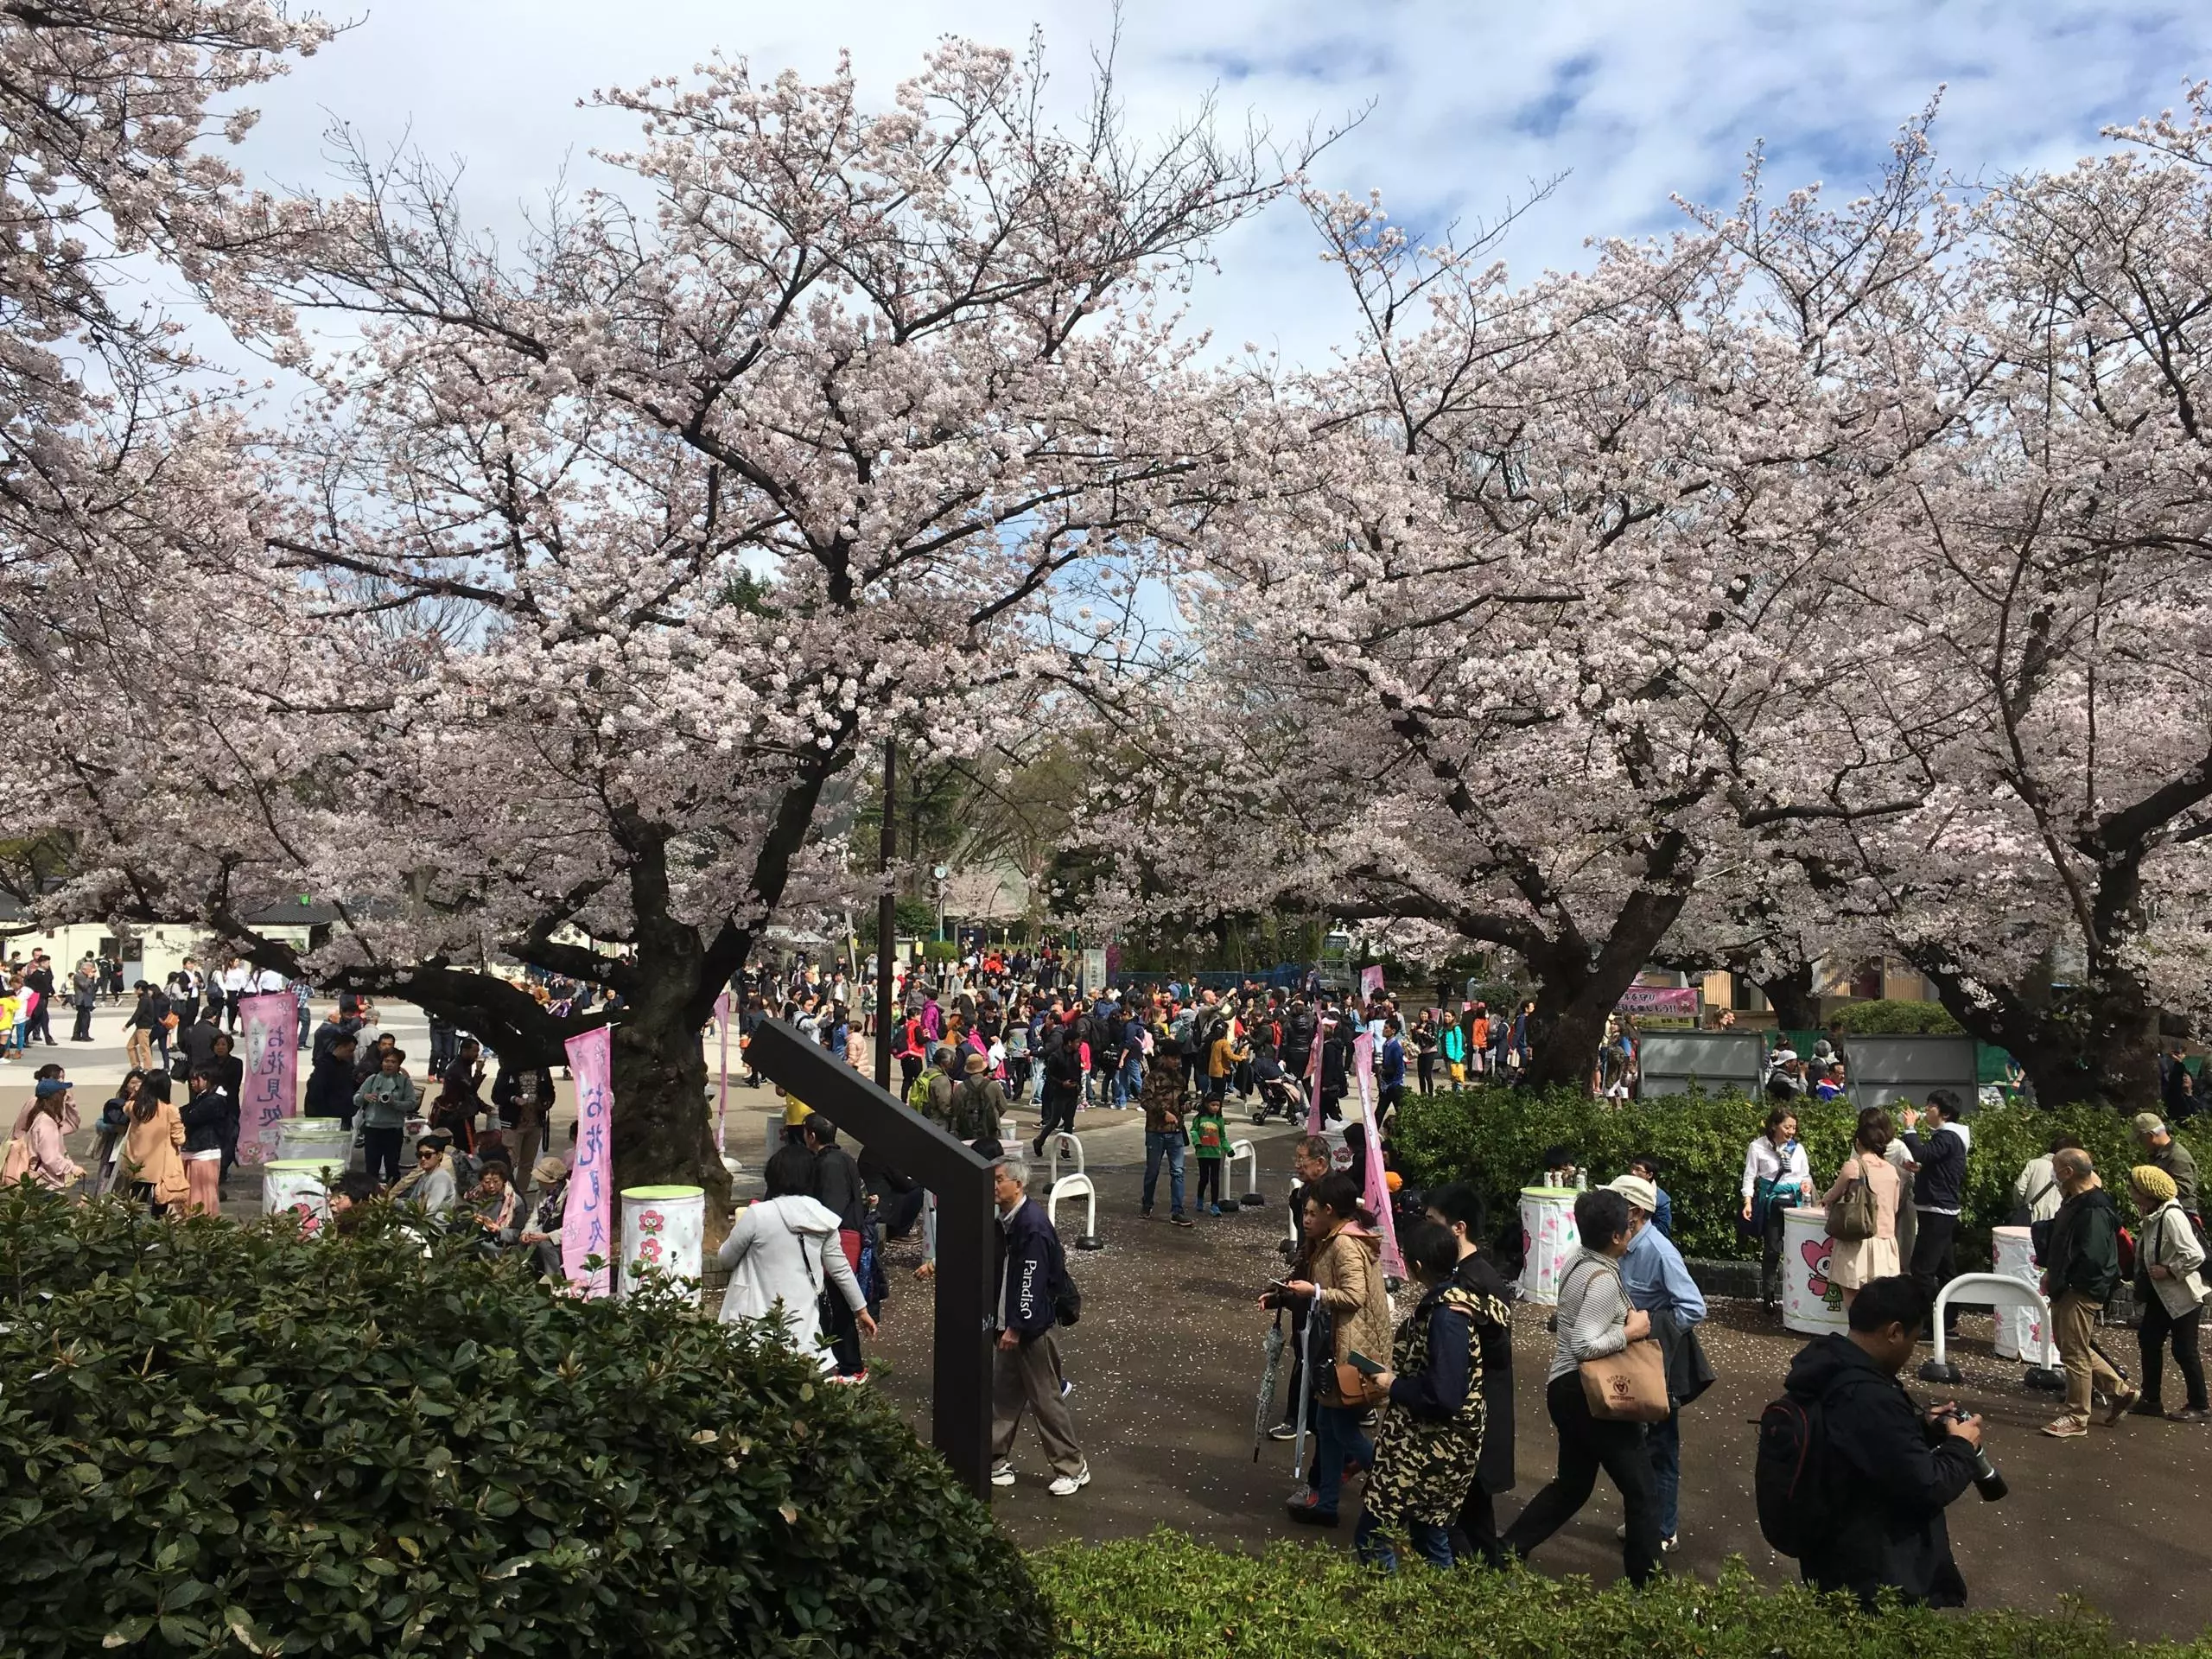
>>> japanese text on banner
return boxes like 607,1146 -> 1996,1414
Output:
563,1026 -> 615,1296
238,993 -> 298,1166
1352,1033 -> 1403,1278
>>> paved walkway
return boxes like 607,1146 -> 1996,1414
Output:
864,1155 -> 2212,1643
28,1018 -> 2209,1637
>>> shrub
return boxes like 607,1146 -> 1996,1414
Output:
1035,1531 -> 2175,1657
0,1188 -> 1052,1658
923,938 -> 960,964
1392,1088 -> 2210,1267
1828,999 -> 1965,1035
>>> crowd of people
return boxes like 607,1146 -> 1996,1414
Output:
9,934 -> 2209,1611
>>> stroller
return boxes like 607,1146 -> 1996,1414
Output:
1251,1062 -> 1306,1125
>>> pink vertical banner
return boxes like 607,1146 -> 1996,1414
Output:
1358,965 -> 1384,1001
238,992 -> 297,1165
1352,1033 -> 1403,1278
1305,1016 -> 1325,1135
563,1026 -> 615,1297
714,990 -> 734,1156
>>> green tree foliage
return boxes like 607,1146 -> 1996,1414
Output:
0,1191 -> 1051,1658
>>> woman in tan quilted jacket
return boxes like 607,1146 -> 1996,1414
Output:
1283,1170 -> 1389,1527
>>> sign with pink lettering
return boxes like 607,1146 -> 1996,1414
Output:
238,992 -> 298,1166
562,1026 -> 615,1297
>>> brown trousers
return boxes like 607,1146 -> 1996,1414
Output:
991,1329 -> 1084,1478
2053,1290 -> 2126,1417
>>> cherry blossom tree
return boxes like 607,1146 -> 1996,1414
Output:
1082,146 -> 1948,1088
0,0 -> 328,613
12,39 -> 1309,1198
1797,88 -> 2212,1107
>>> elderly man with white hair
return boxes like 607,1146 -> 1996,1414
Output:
1607,1173 -> 1707,1554
987,1146 -> 1090,1496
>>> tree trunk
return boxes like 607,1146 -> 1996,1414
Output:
1911,950 -> 2160,1112
609,980 -> 731,1213
1756,963 -> 1819,1033
1519,887 -> 1691,1091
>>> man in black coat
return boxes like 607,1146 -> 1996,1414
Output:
1784,1275 -> 1982,1608
22,953 -> 54,1044
305,1033 -> 361,1128
1425,1182 -> 1517,1567
1901,1092 -> 1969,1335
181,1005 -> 226,1073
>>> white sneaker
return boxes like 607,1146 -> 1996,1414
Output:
1047,1464 -> 1091,1497
990,1462 -> 1016,1487
1615,1523 -> 1678,1551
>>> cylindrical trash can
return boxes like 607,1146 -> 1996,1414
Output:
621,1185 -> 706,1300
1783,1206 -> 1848,1335
262,1159 -> 330,1235
1992,1224 -> 2042,1360
1517,1186 -> 1580,1306
278,1119 -> 353,1168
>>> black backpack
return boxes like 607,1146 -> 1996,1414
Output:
1048,1229 -> 1082,1328
1755,1393 -> 1829,1557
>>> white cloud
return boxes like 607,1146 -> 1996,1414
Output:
231,0 -> 2212,365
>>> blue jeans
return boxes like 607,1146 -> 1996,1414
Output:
1648,1406 -> 1681,1539
1142,1131 -> 1185,1216
1312,1402 -> 1374,1516
1354,1510 -> 1452,1571
1116,1052 -> 1142,1107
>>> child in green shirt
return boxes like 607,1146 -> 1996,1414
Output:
1189,1101 -> 1230,1215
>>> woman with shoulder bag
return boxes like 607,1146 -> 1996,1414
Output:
2129,1165 -> 2210,1421
1740,1106 -> 1814,1313
1280,1171 -> 1390,1529
1820,1106 -> 1904,1312
1502,1187 -> 1662,1586
121,1071 -> 189,1216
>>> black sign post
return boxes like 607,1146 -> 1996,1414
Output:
743,1020 -> 997,1501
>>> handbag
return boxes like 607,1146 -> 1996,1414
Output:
1332,1362 -> 1389,1406
1827,1166 -> 1878,1241
1560,1254 -> 1670,1422
1580,1338 -> 1669,1423
1,1130 -> 29,1185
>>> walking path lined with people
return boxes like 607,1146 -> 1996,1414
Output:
10,950 -> 2212,1635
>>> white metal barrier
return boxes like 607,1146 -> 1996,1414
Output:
1000,1115 -> 1020,1146
1049,1171 -> 1104,1250
1047,1130 -> 1084,1189
1228,1138 -> 1265,1206
1918,1272 -> 2058,1383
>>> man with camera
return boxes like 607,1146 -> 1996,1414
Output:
1781,1276 -> 1987,1608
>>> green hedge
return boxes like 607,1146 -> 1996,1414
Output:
1394,1087 -> 2212,1266
1036,1532 -> 2172,1657
0,1186 -> 1052,1658
1828,999 -> 1965,1034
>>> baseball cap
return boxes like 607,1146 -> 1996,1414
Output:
2132,1112 -> 2167,1138
1605,1173 -> 1661,1215
34,1077 -> 69,1098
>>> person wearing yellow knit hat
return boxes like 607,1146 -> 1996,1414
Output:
2128,1163 -> 2210,1422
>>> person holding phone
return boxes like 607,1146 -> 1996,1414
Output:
1272,1172 -> 1389,1528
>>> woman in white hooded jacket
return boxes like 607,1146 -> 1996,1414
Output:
718,1145 -> 875,1371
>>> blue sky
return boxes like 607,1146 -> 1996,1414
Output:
229,0 -> 2212,366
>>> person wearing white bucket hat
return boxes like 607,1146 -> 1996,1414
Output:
1608,1173 -> 1707,1554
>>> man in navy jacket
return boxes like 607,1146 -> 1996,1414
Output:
987,1147 -> 1089,1496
